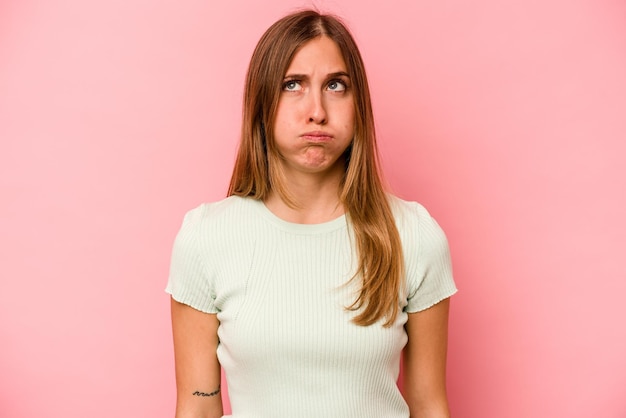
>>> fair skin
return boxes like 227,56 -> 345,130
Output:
171,35 -> 451,417
265,35 -> 354,224
404,299 -> 452,418
171,300 -> 222,418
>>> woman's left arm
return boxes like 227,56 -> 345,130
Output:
402,298 -> 452,418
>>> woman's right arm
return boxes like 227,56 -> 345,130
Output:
171,298 -> 223,418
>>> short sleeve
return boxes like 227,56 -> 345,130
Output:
404,205 -> 457,313
165,206 -> 218,314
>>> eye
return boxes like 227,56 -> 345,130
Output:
282,80 -> 302,92
327,79 -> 347,92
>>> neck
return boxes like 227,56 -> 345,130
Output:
264,166 -> 345,225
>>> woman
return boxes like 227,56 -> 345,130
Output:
167,9 -> 457,418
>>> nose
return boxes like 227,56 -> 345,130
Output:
307,90 -> 327,124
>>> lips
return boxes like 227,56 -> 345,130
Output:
301,131 -> 333,142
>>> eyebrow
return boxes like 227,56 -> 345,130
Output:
283,71 -> 350,80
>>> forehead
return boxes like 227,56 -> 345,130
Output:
285,36 -> 347,73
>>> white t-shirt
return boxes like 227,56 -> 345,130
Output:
166,195 -> 457,418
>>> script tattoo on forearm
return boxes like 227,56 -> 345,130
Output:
192,384 -> 221,397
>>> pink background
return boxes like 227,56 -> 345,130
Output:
1,0 -> 625,417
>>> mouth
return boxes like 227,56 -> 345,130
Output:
301,131 -> 333,142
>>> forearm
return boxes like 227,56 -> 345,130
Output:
404,382 -> 450,418
407,395 -> 450,418
175,386 -> 223,418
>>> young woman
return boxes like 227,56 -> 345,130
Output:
167,9 -> 457,418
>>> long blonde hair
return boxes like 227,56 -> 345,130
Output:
228,10 -> 404,327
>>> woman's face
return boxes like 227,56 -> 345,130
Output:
272,36 -> 355,179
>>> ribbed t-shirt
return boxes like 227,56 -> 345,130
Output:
166,195 -> 457,418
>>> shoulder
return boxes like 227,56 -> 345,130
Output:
388,195 -> 441,232
387,194 -> 450,256
168,198 -> 256,314
174,196 -> 259,247
389,195 -> 457,310
180,195 -> 255,228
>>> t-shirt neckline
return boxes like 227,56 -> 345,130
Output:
248,198 -> 348,234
